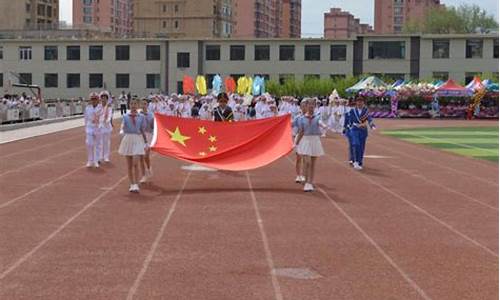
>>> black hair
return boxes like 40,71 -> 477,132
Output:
217,92 -> 229,102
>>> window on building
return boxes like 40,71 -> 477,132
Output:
83,16 -> 92,23
206,45 -> 220,60
89,73 -> 103,88
175,4 -> 179,12
230,45 -> 245,60
44,46 -> 58,60
44,73 -> 58,88
67,73 -> 80,88
89,45 -> 103,60
177,52 -> 190,68
0,73 -> 3,87
494,39 -> 498,59
116,74 -> 130,88
230,74 -> 244,83
384,73 -> 406,81
174,20 -> 179,29
146,45 -> 161,60
432,39 -> 449,59
116,45 -> 130,60
162,4 -> 166,12
0,46 -> 3,59
465,72 -> 480,84
330,45 -> 347,61
177,81 -> 183,94
162,21 -> 166,28
19,73 -> 32,85
304,74 -> 320,80
432,72 -> 449,81
66,46 -> 80,60
279,74 -> 294,84
304,45 -> 321,61
330,74 -> 346,80
368,41 -> 405,59
19,47 -> 32,60
254,74 -> 270,81
279,45 -> 295,61
466,39 -> 483,58
254,45 -> 270,61
146,74 -> 161,89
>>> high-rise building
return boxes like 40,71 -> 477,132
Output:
73,0 -> 133,35
324,8 -> 373,39
374,0 -> 443,34
133,0 -> 234,38
0,0 -> 59,30
233,0 -> 301,38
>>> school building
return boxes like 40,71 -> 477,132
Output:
0,33 -> 498,99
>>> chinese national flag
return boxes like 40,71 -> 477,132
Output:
150,114 -> 293,171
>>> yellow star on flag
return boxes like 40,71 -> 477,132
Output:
166,126 -> 191,147
209,145 -> 217,152
208,135 -> 217,143
198,126 -> 207,135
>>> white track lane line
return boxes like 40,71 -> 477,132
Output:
372,136 -> 498,186
324,154 -> 498,258
0,134 -> 81,159
0,175 -> 128,280
284,156 -> 431,299
126,171 -> 191,300
245,172 -> 284,300
0,146 -> 85,177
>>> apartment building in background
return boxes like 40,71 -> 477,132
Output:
73,0 -> 133,35
233,0 -> 301,38
0,0 -> 59,30
375,0 -> 443,34
324,8 -> 373,39
133,0 -> 234,38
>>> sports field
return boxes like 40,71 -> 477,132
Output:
383,126 -> 499,162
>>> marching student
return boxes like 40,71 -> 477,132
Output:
294,98 -> 327,192
233,104 -> 247,121
345,97 -> 376,170
318,99 -> 331,137
119,91 -> 127,115
139,99 -> 154,183
99,92 -> 113,163
213,92 -> 234,122
118,98 -> 147,193
84,93 -> 101,168
292,100 -> 308,183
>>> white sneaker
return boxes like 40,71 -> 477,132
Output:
348,160 -> 353,165
93,162 -> 99,168
86,162 -> 92,168
303,183 -> 314,192
104,158 -> 110,163
353,162 -> 363,170
139,176 -> 148,184
129,184 -> 135,192
295,175 -> 302,183
130,184 -> 140,193
300,176 -> 306,182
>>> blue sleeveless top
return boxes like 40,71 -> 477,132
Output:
122,113 -> 146,134
297,114 -> 322,136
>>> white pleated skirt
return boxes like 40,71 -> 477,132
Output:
297,135 -> 325,157
119,134 -> 145,156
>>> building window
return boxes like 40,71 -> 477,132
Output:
89,45 -> 103,60
174,20 -> 179,29
175,4 -> 179,12
89,73 -> 103,88
230,45 -> 245,60
116,45 -> 130,60
465,72 -> 479,84
177,52 -> 190,68
254,45 -> 270,61
432,39 -> 450,59
205,45 -> 220,60
279,74 -> 294,84
0,73 -> 3,87
304,45 -> 321,61
494,39 -> 498,59
466,39 -> 483,58
432,72 -> 449,81
279,45 -> 295,61
67,73 -> 80,88
146,45 -> 161,60
254,74 -> 270,81
0,46 -> 3,59
44,46 -> 58,60
384,73 -> 405,81
162,21 -> 166,28
368,41 -> 405,59
230,74 -> 244,82
44,73 -> 58,88
146,74 -> 161,89
330,45 -> 347,61
18,73 -> 32,85
116,74 -> 130,88
19,47 -> 32,60
177,81 -> 183,94
304,74 -> 320,80
66,46 -> 80,60
330,74 -> 346,80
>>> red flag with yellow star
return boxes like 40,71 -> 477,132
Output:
150,114 -> 293,171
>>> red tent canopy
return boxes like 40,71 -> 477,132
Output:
436,79 -> 472,97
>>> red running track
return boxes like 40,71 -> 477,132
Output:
0,119 -> 497,299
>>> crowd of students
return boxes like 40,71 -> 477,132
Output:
84,91 -> 375,193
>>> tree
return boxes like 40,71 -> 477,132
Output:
403,4 -> 498,34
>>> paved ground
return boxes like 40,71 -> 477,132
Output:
0,118 -> 498,299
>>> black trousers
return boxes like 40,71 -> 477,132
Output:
120,104 -> 127,115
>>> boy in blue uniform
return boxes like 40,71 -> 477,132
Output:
344,97 -> 375,170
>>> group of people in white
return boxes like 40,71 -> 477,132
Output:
84,90 -> 368,193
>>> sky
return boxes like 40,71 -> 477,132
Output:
60,0 -> 499,37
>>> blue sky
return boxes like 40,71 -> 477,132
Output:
60,0 -> 499,37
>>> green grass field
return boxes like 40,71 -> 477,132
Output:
383,126 -> 499,162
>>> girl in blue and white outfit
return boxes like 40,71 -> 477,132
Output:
294,98 -> 327,192
292,100 -> 307,183
140,99 -> 154,183
119,98 -> 147,193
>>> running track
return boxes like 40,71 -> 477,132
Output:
0,119 -> 498,299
